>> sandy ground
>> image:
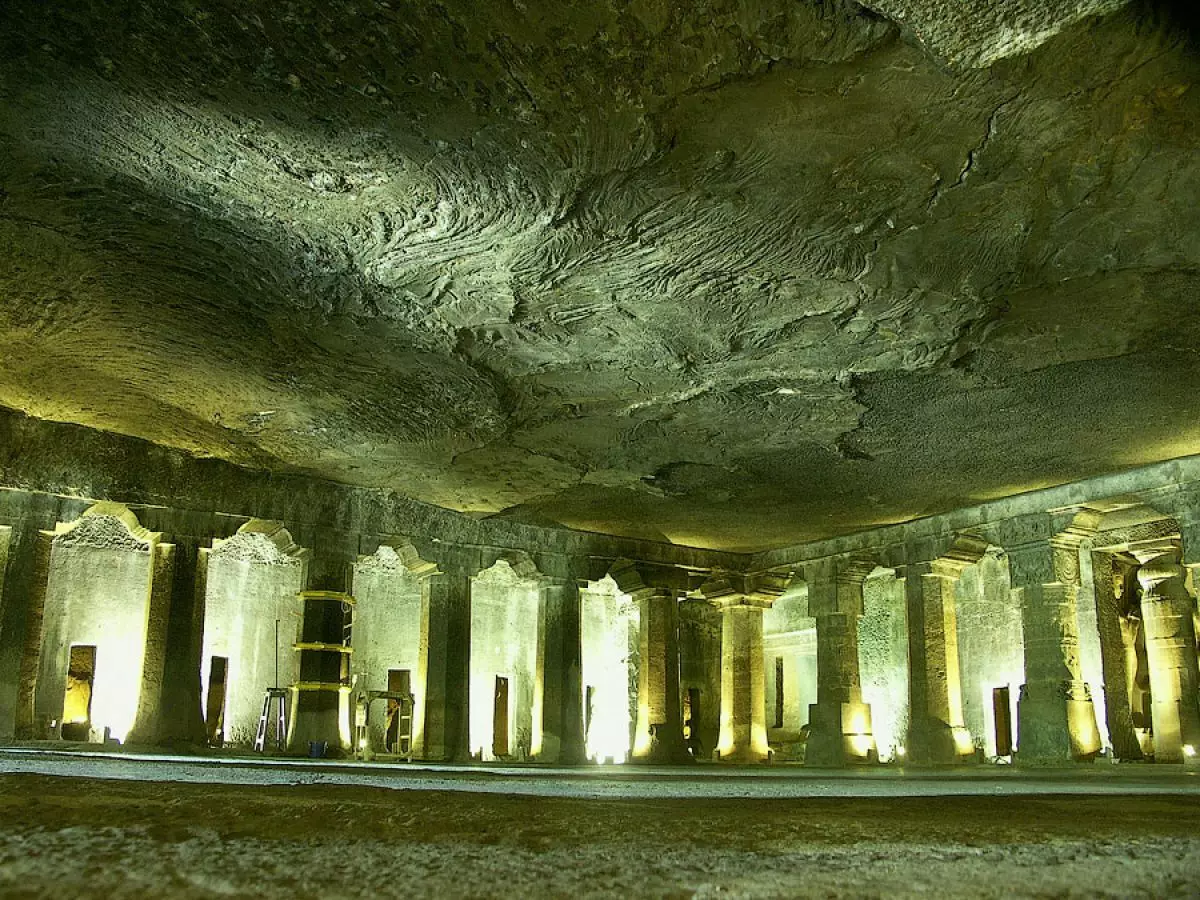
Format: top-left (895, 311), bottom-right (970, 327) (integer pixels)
top-left (1, 767), bottom-right (1199, 898)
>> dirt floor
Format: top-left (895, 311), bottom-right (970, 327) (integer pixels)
top-left (0, 774), bottom-right (1198, 898)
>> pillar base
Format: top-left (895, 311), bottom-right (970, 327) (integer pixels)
top-left (534, 733), bottom-right (589, 765)
top-left (285, 684), bottom-right (351, 758)
top-left (716, 734), bottom-right (769, 764)
top-left (1017, 680), bottom-right (1100, 764)
top-left (906, 719), bottom-right (976, 765)
top-left (806, 701), bottom-right (876, 767)
top-left (631, 724), bottom-right (693, 764)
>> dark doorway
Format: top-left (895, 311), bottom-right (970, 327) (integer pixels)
top-left (61, 645), bottom-right (96, 741)
top-left (774, 656), bottom-right (785, 729)
top-left (585, 685), bottom-right (596, 738)
top-left (993, 686), bottom-right (1013, 756)
top-left (493, 675), bottom-right (510, 758)
top-left (683, 687), bottom-right (701, 756)
top-left (205, 656), bottom-right (228, 745)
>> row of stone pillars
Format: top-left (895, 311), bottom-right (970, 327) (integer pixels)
top-left (701, 526), bottom-right (1200, 766)
top-left (6, 502), bottom-right (1200, 766)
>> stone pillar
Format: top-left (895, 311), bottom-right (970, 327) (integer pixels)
top-left (130, 539), bottom-right (209, 746)
top-left (126, 543), bottom-right (176, 744)
top-left (632, 589), bottom-right (688, 762)
top-left (286, 556), bottom-right (353, 756)
top-left (903, 560), bottom-right (973, 764)
top-left (0, 517), bottom-right (56, 740)
top-left (1010, 538), bottom-right (1101, 763)
top-left (416, 562), bottom-right (472, 761)
top-left (1090, 551), bottom-right (1143, 760)
top-left (12, 528), bottom-right (54, 740)
top-left (715, 596), bottom-right (768, 762)
top-left (535, 577), bottom-right (585, 764)
top-left (806, 568), bottom-right (876, 767)
top-left (1134, 545), bottom-right (1200, 762)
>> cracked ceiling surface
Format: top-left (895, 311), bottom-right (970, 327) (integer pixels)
top-left (1, 1), bottom-right (1199, 551)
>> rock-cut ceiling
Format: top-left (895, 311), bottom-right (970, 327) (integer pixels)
top-left (1, 1), bottom-right (1199, 551)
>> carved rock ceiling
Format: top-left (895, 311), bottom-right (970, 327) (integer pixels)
top-left (1, 2), bottom-right (1199, 551)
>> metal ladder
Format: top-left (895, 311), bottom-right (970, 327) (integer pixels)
top-left (253, 688), bottom-right (289, 752)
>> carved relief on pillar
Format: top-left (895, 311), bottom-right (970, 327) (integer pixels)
top-left (1008, 519), bottom-right (1103, 763)
top-left (1130, 540), bottom-right (1200, 762)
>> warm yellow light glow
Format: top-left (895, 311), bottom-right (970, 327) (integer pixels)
top-left (849, 733), bottom-right (874, 758)
top-left (953, 727), bottom-right (977, 757)
top-left (585, 682), bottom-right (631, 764)
top-left (895, 745), bottom-right (906, 757)
top-left (582, 582), bottom-right (638, 764)
top-left (1185, 744), bottom-right (1196, 758)
top-left (847, 711), bottom-right (869, 737)
top-left (90, 632), bottom-right (149, 743)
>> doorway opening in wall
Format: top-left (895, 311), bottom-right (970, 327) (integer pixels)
top-left (386, 669), bottom-right (412, 754)
top-left (205, 656), bottom-right (228, 746)
top-left (585, 685), bottom-right (596, 740)
top-left (774, 656), bottom-right (785, 729)
top-left (61, 645), bottom-right (96, 741)
top-left (683, 687), bottom-right (701, 757)
top-left (493, 676), bottom-right (510, 758)
top-left (993, 686), bottom-right (1013, 756)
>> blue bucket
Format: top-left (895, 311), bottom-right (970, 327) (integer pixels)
top-left (308, 741), bottom-right (328, 758)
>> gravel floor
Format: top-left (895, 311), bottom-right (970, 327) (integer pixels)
top-left (1, 770), bottom-right (1199, 898)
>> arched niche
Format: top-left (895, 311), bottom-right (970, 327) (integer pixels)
top-left (350, 539), bottom-right (438, 755)
top-left (762, 577), bottom-right (816, 759)
top-left (858, 566), bottom-right (909, 761)
top-left (469, 553), bottom-right (543, 761)
top-left (38, 502), bottom-right (158, 743)
top-left (579, 574), bottom-right (639, 763)
top-left (202, 519), bottom-right (308, 746)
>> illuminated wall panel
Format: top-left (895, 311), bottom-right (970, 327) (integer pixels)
top-left (36, 513), bottom-right (153, 743)
top-left (955, 549), bottom-right (1025, 757)
top-left (859, 572), bottom-right (909, 761)
top-left (202, 528), bottom-right (305, 746)
top-left (350, 546), bottom-right (425, 751)
top-left (469, 561), bottom-right (540, 761)
top-left (580, 576), bottom-right (639, 763)
top-left (763, 588), bottom-right (817, 753)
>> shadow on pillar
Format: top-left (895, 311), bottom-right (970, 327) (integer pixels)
top-left (535, 580), bottom-right (586, 765)
top-left (631, 592), bottom-right (692, 765)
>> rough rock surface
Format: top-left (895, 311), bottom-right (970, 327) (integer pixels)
top-left (3, 774), bottom-right (1200, 899)
top-left (1, 2), bottom-right (1198, 550)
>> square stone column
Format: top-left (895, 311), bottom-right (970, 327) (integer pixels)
top-left (1009, 537), bottom-right (1101, 763)
top-left (126, 542), bottom-right (177, 744)
top-left (0, 517), bottom-right (57, 739)
top-left (11, 528), bottom-right (55, 740)
top-left (534, 577), bottom-right (585, 764)
top-left (806, 569), bottom-right (876, 767)
top-left (1134, 544), bottom-right (1200, 762)
top-left (903, 559), bottom-right (974, 764)
top-left (632, 589), bottom-right (688, 762)
top-left (715, 597), bottom-right (769, 762)
top-left (416, 563), bottom-right (472, 762)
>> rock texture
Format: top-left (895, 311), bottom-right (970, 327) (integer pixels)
top-left (1, 1), bottom-right (1198, 550)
